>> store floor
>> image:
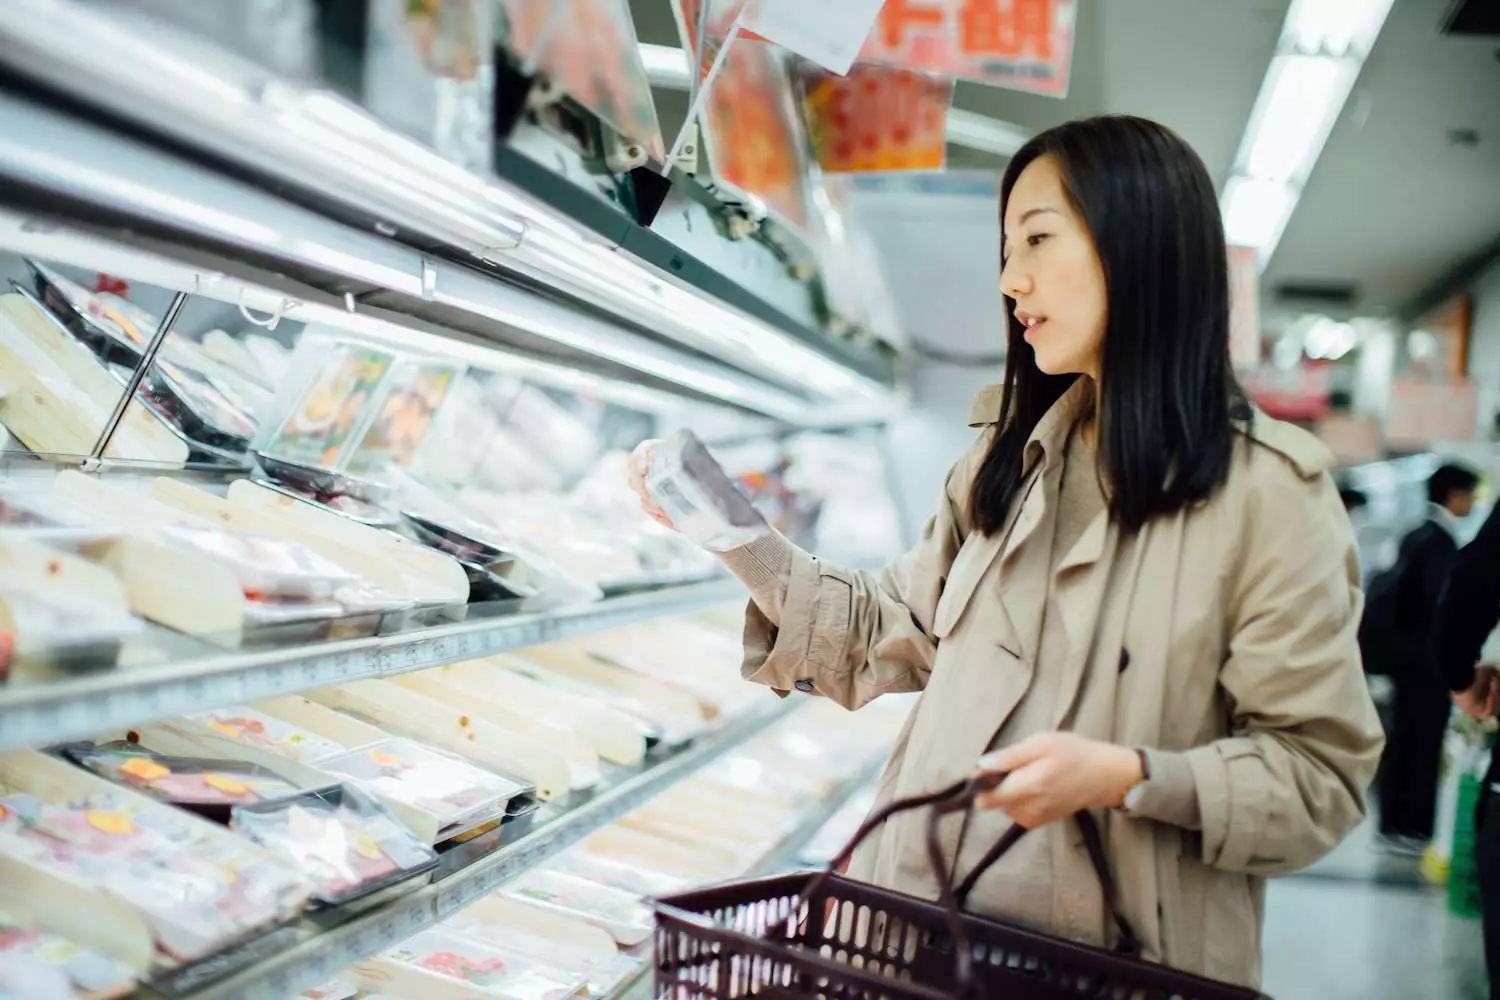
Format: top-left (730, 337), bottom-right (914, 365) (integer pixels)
top-left (1262, 815), bottom-right (1488, 999)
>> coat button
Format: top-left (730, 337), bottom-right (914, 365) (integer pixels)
top-left (794, 679), bottom-right (815, 693)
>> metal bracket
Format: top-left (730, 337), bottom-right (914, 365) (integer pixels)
top-left (88, 290), bottom-right (188, 460)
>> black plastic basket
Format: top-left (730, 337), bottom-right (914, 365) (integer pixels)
top-left (652, 777), bottom-right (1270, 1000)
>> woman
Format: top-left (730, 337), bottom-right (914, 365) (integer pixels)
top-left (628, 115), bottom-right (1383, 988)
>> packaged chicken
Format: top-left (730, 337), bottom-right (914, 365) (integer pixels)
top-left (502, 870), bottom-right (652, 947)
top-left (0, 750), bottom-right (310, 969)
top-left (0, 920), bottom-right (135, 1000)
top-left (314, 739), bottom-right (526, 843)
top-left (349, 928), bottom-right (587, 1000)
top-left (231, 784), bottom-right (437, 906)
top-left (63, 744), bottom-right (301, 824)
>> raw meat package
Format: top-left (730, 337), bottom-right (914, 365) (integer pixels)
top-left (354, 929), bottom-right (586, 1000)
top-left (314, 739), bottom-right (526, 841)
top-left (502, 870), bottom-right (653, 946)
top-left (184, 706), bottom-right (347, 765)
top-left (441, 897), bottom-right (639, 997)
top-left (231, 785), bottom-right (437, 906)
top-left (645, 429), bottom-right (769, 552)
top-left (0, 783), bottom-right (309, 965)
top-left (63, 744), bottom-right (300, 824)
top-left (0, 921), bottom-right (134, 1000)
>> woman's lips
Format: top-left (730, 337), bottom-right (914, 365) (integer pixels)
top-left (1021, 317), bottom-right (1047, 341)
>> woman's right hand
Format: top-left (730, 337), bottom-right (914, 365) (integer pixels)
top-left (627, 439), bottom-right (677, 530)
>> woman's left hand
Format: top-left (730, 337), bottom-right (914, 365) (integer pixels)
top-left (974, 733), bottom-right (1143, 828)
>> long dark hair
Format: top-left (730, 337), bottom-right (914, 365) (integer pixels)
top-left (969, 115), bottom-right (1249, 535)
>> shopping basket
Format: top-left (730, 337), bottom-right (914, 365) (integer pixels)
top-left (651, 775), bottom-right (1270, 999)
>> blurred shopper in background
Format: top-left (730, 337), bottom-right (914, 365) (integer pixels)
top-left (1373, 463), bottom-right (1479, 853)
top-left (1433, 499), bottom-right (1500, 997)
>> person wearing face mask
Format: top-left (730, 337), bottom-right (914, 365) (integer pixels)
top-left (627, 115), bottom-right (1383, 989)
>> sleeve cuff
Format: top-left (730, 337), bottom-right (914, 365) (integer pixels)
top-left (718, 532), bottom-right (795, 621)
top-left (1129, 749), bottom-right (1202, 830)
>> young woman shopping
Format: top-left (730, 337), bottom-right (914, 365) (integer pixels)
top-left (627, 115), bottom-right (1383, 989)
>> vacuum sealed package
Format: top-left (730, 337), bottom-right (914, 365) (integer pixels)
top-left (503, 869), bottom-right (653, 946)
top-left (369, 929), bottom-right (588, 1000)
top-left (185, 706), bottom-right (347, 764)
top-left (0, 791), bottom-right (309, 964)
top-left (0, 921), bottom-right (135, 1000)
top-left (314, 739), bottom-right (527, 842)
top-left (64, 744), bottom-right (301, 824)
top-left (644, 430), bottom-right (770, 552)
top-left (231, 785), bottom-right (437, 906)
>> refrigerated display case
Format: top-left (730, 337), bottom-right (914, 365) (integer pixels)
top-left (0, 4), bottom-right (912, 998)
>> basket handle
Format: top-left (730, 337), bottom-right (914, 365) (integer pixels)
top-left (766, 774), bottom-right (1141, 993)
top-left (926, 785), bottom-right (1142, 993)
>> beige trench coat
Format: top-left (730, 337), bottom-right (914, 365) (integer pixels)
top-left (737, 380), bottom-right (1385, 988)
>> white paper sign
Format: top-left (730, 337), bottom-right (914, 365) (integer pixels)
top-left (740, 0), bottom-right (886, 75)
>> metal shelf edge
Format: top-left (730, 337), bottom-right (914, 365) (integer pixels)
top-left (173, 698), bottom-right (800, 1000)
top-left (0, 579), bottom-right (746, 751)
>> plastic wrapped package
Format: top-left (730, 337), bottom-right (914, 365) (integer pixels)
top-left (0, 921), bottom-right (135, 1000)
top-left (645, 430), bottom-right (770, 553)
top-left (231, 785), bottom-right (437, 906)
top-left (502, 870), bottom-right (653, 946)
top-left (0, 535), bottom-right (142, 675)
top-left (182, 706), bottom-right (349, 764)
top-left (441, 908), bottom-right (639, 997)
top-left (295, 983), bottom-right (357, 1000)
top-left (314, 739), bottom-right (526, 842)
top-left (0, 789), bottom-right (309, 965)
top-left (0, 486), bottom-right (118, 550)
top-left (354, 929), bottom-right (587, 1000)
top-left (155, 524), bottom-right (350, 625)
top-left (548, 848), bottom-right (690, 899)
top-left (63, 744), bottom-right (301, 824)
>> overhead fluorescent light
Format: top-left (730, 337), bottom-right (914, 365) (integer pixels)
top-left (638, 42), bottom-right (1029, 159)
top-left (1222, 176), bottom-right (1295, 251)
top-left (1243, 55), bottom-right (1355, 184)
top-left (1285, 0), bottom-right (1396, 57)
top-left (1220, 0), bottom-right (1394, 265)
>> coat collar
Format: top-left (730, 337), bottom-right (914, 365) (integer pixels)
top-left (966, 377), bottom-right (1096, 472)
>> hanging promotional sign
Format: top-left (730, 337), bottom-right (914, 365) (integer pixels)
top-left (799, 63), bottom-right (952, 173)
top-left (499, 0), bottom-right (666, 160)
top-left (856, 0), bottom-right (1077, 97)
top-left (738, 0), bottom-right (887, 75)
top-left (674, 0), bottom-right (813, 231)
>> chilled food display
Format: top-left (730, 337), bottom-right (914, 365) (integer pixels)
top-left (258, 340), bottom-right (396, 474)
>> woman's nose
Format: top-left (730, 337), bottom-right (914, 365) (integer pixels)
top-left (1000, 263), bottom-right (1031, 300)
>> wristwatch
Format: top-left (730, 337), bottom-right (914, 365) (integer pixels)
top-left (1120, 748), bottom-right (1151, 815)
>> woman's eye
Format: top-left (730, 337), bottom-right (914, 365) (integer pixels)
top-left (1027, 233), bottom-right (1050, 248)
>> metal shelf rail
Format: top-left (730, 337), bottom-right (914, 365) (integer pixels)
top-left (0, 579), bottom-right (744, 751)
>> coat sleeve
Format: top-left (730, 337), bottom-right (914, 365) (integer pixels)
top-left (1179, 465), bottom-right (1385, 876)
top-left (715, 436), bottom-right (984, 711)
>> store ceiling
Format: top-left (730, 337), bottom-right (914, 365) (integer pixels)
top-left (630, 0), bottom-right (1500, 344)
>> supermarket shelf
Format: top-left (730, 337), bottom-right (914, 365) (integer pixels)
top-left (160, 698), bottom-right (799, 1000)
top-left (0, 0), bottom-right (897, 408)
top-left (0, 579), bottom-right (745, 752)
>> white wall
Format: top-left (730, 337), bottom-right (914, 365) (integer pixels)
top-left (1467, 261), bottom-right (1500, 440)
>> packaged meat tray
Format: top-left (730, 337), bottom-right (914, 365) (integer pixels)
top-left (359, 928), bottom-right (587, 1000)
top-left (0, 785), bottom-right (309, 965)
top-left (502, 870), bottom-right (652, 947)
top-left (314, 739), bottom-right (526, 842)
top-left (0, 921), bottom-right (135, 1000)
top-left (63, 744), bottom-right (301, 824)
top-left (231, 784), bottom-right (437, 906)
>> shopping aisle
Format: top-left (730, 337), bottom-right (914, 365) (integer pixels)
top-left (1262, 815), bottom-right (1487, 1000)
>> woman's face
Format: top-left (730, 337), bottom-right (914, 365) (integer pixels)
top-left (1000, 155), bottom-right (1108, 380)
